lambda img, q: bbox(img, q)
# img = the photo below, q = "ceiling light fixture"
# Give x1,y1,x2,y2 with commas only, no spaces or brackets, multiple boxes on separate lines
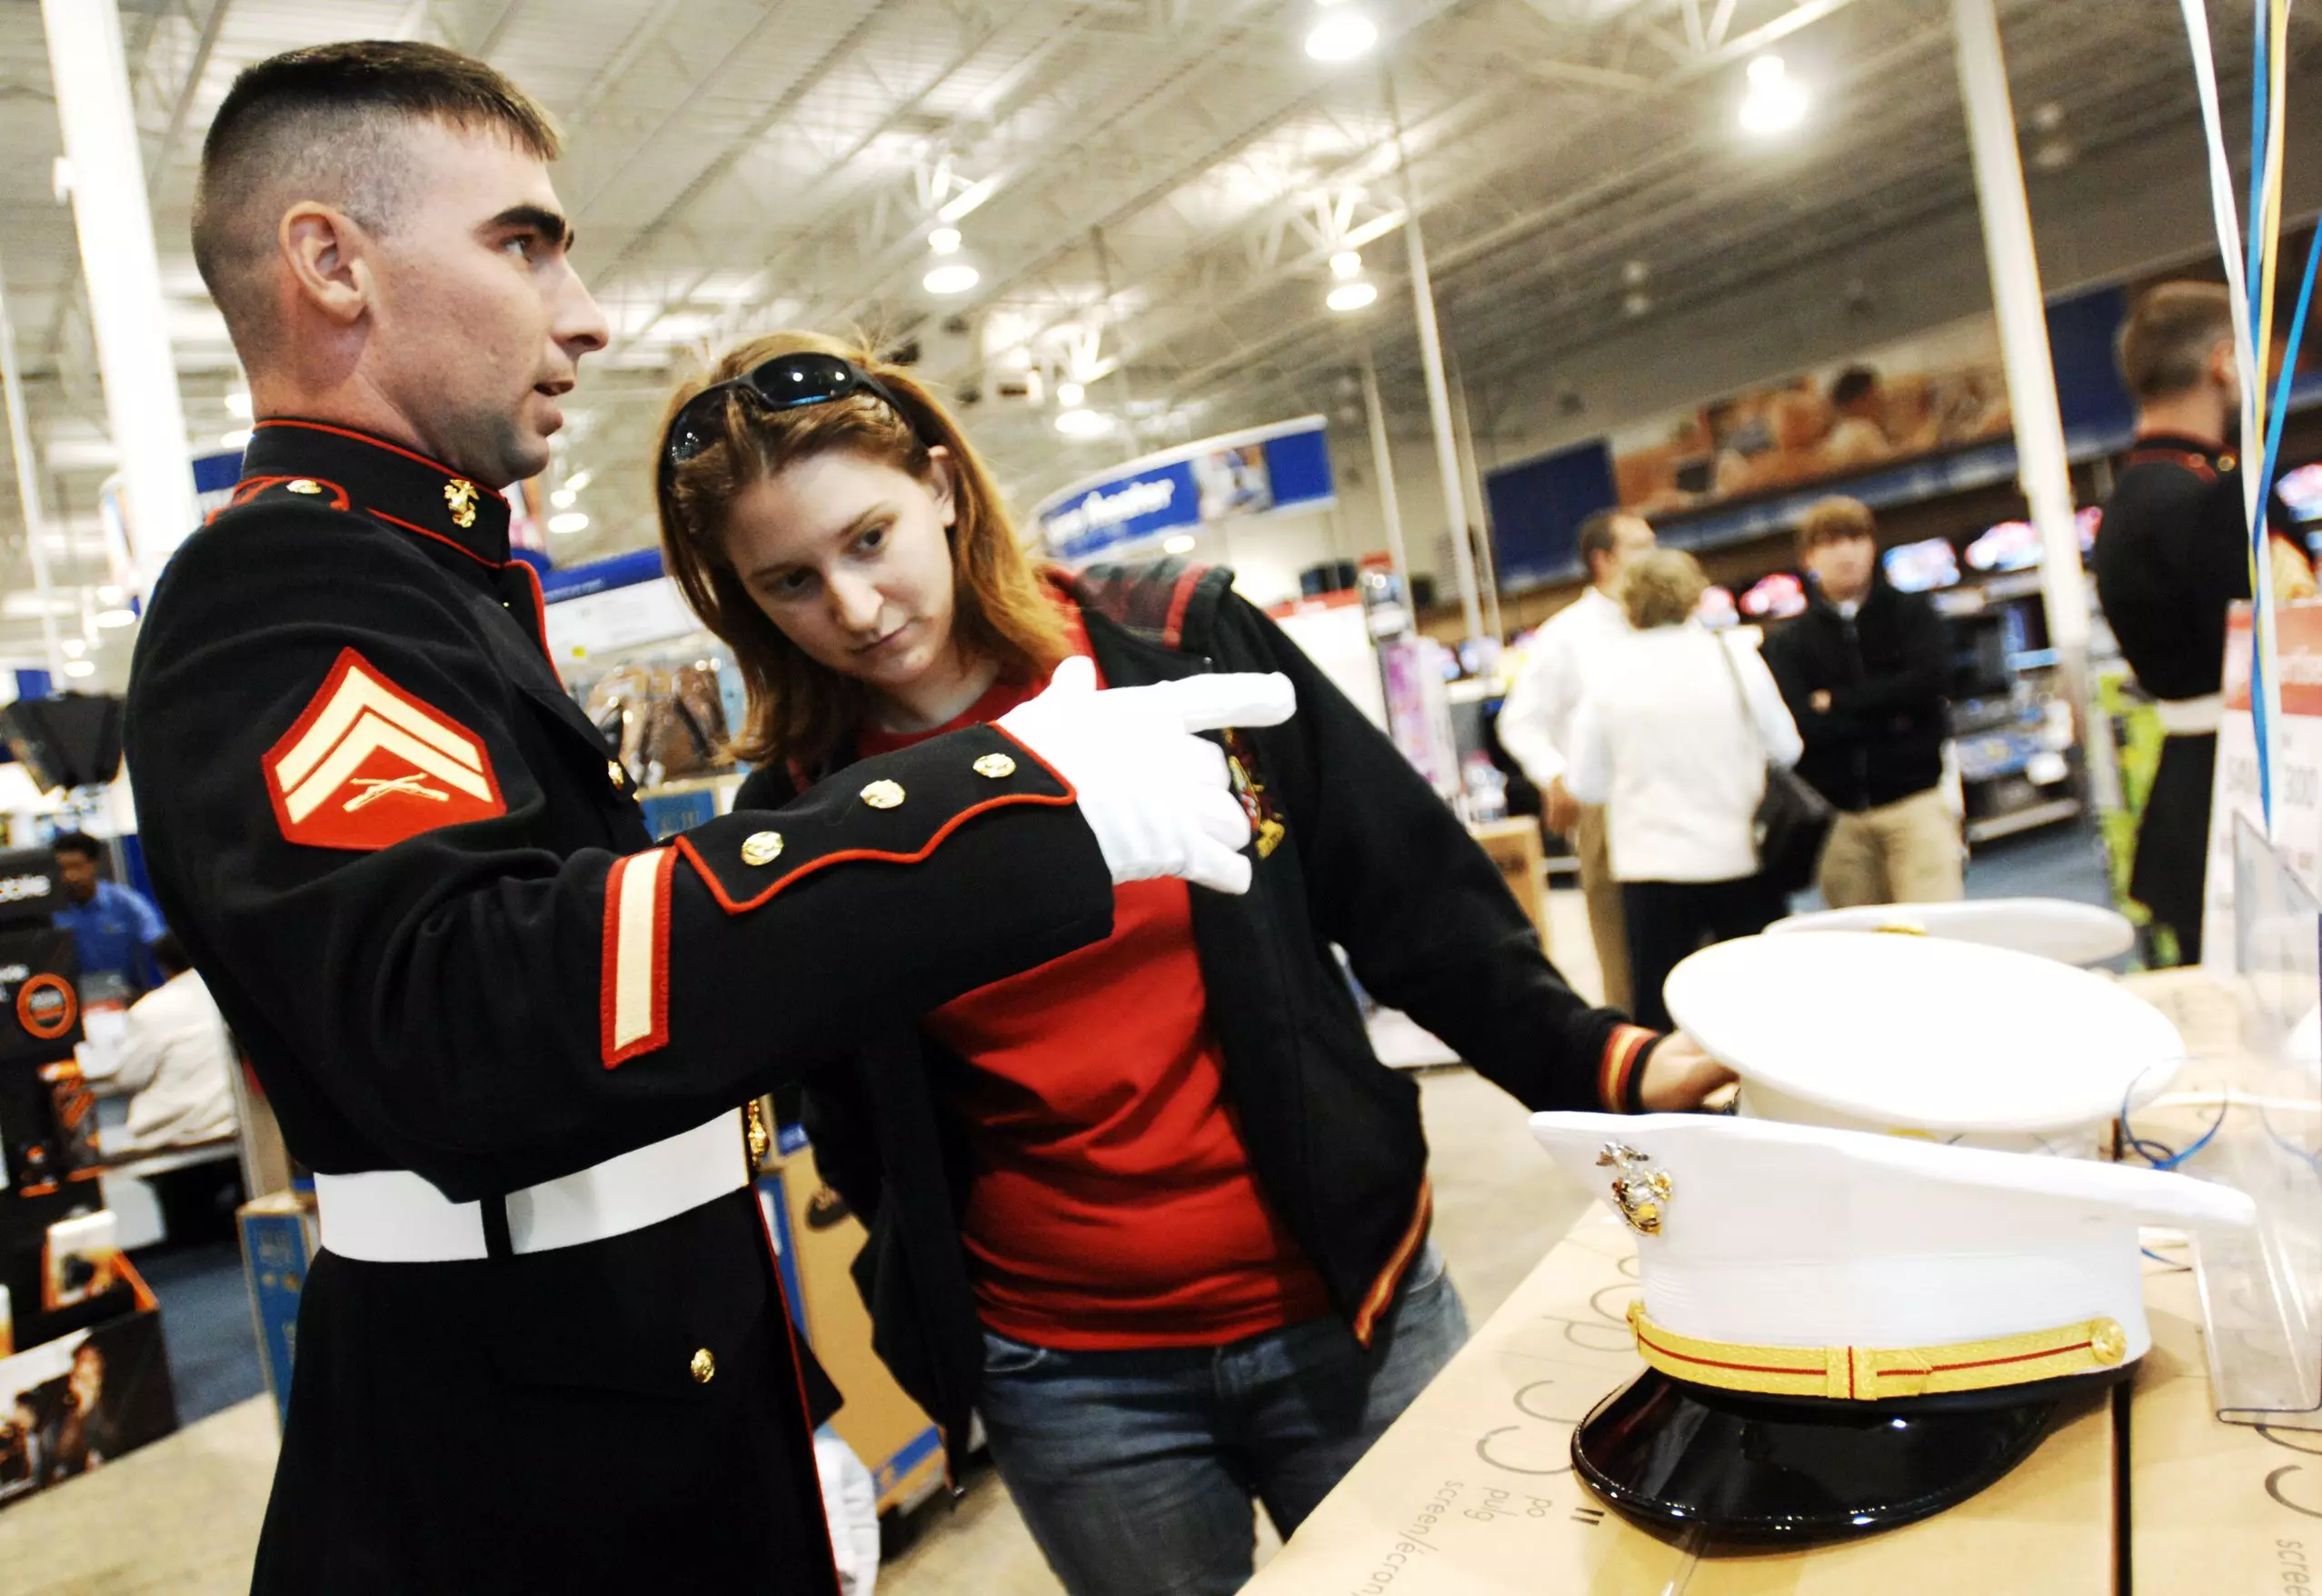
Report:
61,638,85,657
548,512,590,534
928,226,962,256
95,608,135,629
1739,54,1809,135
220,428,253,450
1054,407,1111,438
550,487,578,510
1163,534,1197,555
1305,8,1377,61
923,263,981,295
95,585,124,603
63,660,95,679
1327,280,1380,313
1330,250,1363,280
1056,380,1086,407
224,391,254,419
564,469,592,492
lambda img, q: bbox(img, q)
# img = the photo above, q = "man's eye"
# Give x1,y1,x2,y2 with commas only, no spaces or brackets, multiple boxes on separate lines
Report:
503,235,535,261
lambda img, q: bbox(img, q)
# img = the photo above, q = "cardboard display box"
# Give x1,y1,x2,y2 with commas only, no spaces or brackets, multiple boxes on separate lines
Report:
238,1192,318,1429
762,1144,948,1515
0,1264,177,1510
1243,1208,2116,1596
2129,1242,2322,1593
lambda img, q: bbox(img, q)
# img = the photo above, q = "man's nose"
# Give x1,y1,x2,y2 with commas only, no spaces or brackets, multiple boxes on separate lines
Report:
557,268,610,356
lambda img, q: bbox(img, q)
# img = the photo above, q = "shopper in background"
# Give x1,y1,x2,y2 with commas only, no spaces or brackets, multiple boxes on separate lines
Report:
80,933,237,1156
657,331,1734,1596
1765,496,1963,909
129,41,1289,1596
2094,281,2310,964
1497,508,1657,1012
49,833,164,1002
1568,549,1803,1031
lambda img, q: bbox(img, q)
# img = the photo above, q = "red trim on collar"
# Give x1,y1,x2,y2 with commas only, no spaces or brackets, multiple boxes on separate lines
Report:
368,506,507,569
253,419,511,503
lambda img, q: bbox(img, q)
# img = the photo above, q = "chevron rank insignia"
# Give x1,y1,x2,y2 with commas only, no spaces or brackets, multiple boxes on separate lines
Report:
264,647,507,851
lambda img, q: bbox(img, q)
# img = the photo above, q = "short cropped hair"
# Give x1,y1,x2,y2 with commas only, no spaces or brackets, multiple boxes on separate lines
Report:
1619,549,1709,630
49,830,101,863
1797,495,1877,554
192,41,560,360
2118,282,2236,401
1578,508,1641,575
152,933,191,978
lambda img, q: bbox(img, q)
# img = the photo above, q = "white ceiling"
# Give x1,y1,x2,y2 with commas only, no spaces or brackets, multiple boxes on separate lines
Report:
0,0,2316,682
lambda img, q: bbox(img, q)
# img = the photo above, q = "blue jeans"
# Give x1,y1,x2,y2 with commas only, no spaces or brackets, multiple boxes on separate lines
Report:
976,1242,1470,1596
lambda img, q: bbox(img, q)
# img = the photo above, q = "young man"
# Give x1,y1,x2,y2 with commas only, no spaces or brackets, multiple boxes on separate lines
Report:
1766,496,1962,908
49,832,164,1000
1498,509,1656,1012
127,42,1289,1593
2093,282,2307,963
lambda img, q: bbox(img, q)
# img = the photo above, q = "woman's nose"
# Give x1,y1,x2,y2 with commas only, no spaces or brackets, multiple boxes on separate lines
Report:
830,574,883,631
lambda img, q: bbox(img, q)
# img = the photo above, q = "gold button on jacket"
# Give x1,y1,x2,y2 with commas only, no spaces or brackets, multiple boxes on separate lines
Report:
740,832,784,866
972,753,1018,780
690,1347,716,1384
860,779,905,810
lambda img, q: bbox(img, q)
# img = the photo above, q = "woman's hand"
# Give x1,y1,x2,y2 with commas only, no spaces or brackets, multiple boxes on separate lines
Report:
1635,1032,1737,1111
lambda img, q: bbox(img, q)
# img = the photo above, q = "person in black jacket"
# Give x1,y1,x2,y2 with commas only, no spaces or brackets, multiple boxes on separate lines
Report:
1765,496,1963,907
127,42,1290,1595
656,330,1734,1596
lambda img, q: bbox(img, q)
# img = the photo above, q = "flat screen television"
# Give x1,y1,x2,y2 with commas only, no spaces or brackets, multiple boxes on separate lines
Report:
1883,537,1961,593
2278,462,2322,524
1965,509,2102,572
0,694,124,794
1739,572,1807,620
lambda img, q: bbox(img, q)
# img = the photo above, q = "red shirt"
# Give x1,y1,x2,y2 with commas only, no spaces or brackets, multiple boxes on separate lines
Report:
856,609,1330,1349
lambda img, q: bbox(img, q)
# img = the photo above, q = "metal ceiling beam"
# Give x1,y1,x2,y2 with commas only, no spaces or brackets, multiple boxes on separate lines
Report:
144,0,231,186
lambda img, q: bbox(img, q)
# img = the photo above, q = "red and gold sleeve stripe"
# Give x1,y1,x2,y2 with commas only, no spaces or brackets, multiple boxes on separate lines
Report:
601,847,675,1068
1598,1024,1658,1112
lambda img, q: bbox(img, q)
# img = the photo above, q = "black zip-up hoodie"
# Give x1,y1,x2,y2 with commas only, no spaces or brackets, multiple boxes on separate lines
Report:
735,560,1659,1480
1763,565,1950,813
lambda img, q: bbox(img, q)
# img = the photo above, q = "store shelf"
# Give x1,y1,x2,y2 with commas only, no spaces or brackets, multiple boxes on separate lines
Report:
1966,797,2083,843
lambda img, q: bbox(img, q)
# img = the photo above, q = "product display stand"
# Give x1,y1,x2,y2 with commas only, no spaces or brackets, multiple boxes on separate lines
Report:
0,846,177,1507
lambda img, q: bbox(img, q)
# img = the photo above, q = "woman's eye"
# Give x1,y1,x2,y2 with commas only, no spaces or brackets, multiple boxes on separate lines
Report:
856,524,888,554
769,571,815,599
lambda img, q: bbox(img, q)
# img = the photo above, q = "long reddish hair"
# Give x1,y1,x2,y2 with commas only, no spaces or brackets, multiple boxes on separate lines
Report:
654,331,1069,772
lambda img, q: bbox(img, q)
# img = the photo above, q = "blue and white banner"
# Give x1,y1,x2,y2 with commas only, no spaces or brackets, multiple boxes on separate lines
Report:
1033,416,1336,564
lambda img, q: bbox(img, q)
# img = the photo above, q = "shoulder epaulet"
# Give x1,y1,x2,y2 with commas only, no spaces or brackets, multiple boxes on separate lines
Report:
204,474,354,525
1067,556,1235,650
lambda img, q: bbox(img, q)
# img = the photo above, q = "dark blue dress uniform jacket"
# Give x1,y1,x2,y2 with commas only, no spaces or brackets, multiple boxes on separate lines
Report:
123,420,1115,1594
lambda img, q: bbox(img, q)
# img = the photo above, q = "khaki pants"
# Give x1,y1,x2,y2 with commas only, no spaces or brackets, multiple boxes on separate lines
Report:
1571,803,1632,1013
1818,787,1965,909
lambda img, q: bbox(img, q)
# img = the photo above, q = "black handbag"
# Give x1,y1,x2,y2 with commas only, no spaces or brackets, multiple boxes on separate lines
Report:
1716,636,1833,894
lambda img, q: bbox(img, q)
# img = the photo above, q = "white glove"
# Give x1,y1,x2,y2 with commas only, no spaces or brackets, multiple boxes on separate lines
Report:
997,657,1297,894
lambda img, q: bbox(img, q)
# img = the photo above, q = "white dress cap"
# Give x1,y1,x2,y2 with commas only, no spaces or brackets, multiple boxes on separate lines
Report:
1665,932,2185,1136
1765,896,2135,967
1532,1112,2254,1396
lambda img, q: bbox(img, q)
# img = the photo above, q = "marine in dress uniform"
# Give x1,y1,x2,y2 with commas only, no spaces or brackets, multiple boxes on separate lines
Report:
123,419,1129,1593
2092,434,2290,963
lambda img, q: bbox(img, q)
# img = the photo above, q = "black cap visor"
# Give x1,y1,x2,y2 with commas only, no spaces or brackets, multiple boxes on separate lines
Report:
1570,1367,2118,1542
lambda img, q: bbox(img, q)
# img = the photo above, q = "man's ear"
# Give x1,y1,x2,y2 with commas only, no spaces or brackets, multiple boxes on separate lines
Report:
280,203,373,327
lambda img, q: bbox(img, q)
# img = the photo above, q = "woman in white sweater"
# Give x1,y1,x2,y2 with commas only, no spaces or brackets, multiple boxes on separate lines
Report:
1567,549,1803,1029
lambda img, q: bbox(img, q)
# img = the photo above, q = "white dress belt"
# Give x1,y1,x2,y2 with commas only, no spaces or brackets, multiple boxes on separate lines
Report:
314,1110,749,1262
2155,693,2224,736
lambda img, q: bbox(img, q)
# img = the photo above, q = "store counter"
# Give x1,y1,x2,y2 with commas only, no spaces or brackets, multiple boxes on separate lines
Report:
1246,965,2317,1594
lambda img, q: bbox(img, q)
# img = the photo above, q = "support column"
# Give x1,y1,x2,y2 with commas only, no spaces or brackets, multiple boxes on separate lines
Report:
1358,344,1412,602
0,245,66,679
1384,64,1484,646
1447,345,1504,643
1950,0,2119,812
43,0,197,595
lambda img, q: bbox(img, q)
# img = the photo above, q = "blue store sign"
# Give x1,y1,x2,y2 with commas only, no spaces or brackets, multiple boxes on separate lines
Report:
1034,416,1336,564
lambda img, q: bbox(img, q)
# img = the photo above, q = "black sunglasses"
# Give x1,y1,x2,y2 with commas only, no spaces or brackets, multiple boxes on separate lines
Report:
661,354,915,481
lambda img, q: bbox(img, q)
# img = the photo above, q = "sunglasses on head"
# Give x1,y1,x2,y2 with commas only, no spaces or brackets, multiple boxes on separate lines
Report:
661,353,915,483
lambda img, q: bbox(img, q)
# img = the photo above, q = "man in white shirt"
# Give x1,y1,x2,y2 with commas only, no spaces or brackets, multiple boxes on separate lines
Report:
1498,509,1657,1012
83,934,238,1157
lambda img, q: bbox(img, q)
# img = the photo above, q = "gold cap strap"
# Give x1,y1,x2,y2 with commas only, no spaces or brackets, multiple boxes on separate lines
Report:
1627,1302,2128,1401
